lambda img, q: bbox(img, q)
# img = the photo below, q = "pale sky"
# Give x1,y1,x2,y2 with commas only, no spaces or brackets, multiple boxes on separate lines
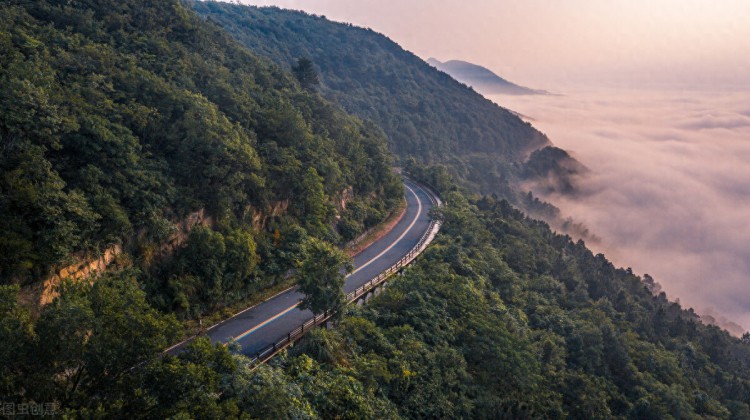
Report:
240,0,750,90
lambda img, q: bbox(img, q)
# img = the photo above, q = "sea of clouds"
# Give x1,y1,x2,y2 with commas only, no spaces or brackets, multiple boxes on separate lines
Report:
491,88,750,335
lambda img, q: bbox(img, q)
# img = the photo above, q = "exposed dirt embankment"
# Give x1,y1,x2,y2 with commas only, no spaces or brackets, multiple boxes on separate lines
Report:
36,244,123,305
251,200,290,230
32,187,355,306
345,199,407,258
33,209,213,306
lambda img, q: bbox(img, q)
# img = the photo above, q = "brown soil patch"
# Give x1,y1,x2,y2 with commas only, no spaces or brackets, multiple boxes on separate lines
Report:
344,198,407,258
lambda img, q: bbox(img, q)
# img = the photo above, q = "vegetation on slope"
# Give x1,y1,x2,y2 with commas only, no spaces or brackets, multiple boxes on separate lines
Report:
5,178,748,418
191,2,557,196
0,0,402,318
2,0,749,418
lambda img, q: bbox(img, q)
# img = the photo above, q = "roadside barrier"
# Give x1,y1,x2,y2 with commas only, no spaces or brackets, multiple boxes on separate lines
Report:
248,181,441,366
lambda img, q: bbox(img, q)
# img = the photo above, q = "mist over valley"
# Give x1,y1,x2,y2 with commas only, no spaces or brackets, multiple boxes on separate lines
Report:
491,87,750,334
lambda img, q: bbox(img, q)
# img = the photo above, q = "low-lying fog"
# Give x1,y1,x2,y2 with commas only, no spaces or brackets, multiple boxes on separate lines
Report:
490,88,750,335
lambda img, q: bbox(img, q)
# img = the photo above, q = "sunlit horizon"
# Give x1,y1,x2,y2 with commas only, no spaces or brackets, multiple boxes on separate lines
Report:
237,0,750,332
239,0,750,91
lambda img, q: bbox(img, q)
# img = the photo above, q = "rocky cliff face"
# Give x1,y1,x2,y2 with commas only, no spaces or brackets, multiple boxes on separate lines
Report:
35,186,358,305
38,244,123,305
36,209,214,306
337,186,354,213
251,200,291,230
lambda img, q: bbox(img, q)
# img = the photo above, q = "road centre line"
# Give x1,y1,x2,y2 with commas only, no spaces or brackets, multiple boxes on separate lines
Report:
230,183,424,344
232,302,302,343
349,184,422,276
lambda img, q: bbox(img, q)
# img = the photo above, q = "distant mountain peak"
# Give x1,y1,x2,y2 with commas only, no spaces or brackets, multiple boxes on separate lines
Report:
427,58,550,96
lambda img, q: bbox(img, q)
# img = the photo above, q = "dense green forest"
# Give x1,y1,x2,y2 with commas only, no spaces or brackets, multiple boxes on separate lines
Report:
2,0,750,418
0,0,401,314
4,177,749,417
191,2,573,197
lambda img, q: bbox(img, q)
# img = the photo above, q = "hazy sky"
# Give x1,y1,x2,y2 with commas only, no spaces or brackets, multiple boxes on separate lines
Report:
234,1,750,331
493,88,750,333
241,0,750,89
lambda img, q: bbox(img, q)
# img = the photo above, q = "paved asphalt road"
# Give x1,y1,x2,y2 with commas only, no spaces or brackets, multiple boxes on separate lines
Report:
168,179,434,357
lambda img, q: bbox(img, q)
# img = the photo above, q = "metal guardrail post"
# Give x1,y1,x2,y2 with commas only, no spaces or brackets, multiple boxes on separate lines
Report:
248,180,442,369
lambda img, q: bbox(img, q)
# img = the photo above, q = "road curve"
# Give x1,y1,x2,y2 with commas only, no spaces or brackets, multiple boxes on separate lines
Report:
167,179,435,356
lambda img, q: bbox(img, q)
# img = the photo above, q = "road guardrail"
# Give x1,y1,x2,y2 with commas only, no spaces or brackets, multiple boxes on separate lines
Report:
247,180,441,366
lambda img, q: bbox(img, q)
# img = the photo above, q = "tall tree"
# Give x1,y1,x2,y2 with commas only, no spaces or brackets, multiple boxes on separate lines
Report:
297,166,329,238
296,238,351,317
292,58,319,90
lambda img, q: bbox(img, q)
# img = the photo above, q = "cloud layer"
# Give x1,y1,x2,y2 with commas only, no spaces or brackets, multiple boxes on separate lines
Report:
491,89,750,333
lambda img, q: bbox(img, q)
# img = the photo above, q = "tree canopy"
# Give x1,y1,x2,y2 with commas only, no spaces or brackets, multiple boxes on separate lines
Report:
2,0,749,418
293,58,320,90
191,1,554,196
296,238,351,316
0,0,401,292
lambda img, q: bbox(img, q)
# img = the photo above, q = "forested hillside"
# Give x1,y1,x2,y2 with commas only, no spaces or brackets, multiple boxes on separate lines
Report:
3,0,750,418
5,176,748,417
191,2,561,195
0,0,401,296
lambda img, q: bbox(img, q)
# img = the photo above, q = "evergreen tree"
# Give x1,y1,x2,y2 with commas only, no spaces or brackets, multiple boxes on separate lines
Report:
292,58,319,90
296,238,351,317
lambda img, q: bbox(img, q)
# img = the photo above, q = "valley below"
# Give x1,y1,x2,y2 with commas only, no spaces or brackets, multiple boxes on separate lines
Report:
490,87,750,334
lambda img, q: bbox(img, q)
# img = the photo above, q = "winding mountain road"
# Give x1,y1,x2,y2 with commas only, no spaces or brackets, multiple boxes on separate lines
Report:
167,179,437,357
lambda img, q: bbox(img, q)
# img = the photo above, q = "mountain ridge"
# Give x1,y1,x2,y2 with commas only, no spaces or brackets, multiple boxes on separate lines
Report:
427,57,550,95
0,0,402,301
191,3,563,197
2,1,750,418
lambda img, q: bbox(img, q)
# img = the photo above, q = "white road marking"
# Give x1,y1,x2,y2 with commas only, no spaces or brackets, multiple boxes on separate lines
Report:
349,184,422,275
232,302,301,342
228,183,424,343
